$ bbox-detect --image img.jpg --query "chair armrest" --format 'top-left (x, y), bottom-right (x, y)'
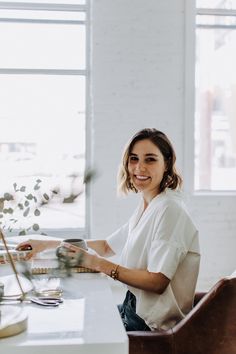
top-left (128, 329), bottom-right (174, 354)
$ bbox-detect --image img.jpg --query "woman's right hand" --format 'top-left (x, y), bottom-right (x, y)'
top-left (16, 239), bottom-right (59, 260)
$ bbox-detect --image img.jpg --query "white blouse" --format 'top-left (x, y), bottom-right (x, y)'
top-left (107, 189), bottom-right (200, 330)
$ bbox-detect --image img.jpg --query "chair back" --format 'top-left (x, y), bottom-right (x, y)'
top-left (173, 274), bottom-right (236, 354)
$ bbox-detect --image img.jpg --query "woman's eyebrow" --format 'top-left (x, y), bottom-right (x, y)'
top-left (129, 152), bottom-right (158, 157)
top-left (145, 153), bottom-right (158, 157)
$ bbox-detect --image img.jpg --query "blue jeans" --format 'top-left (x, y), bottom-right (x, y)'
top-left (118, 290), bottom-right (151, 331)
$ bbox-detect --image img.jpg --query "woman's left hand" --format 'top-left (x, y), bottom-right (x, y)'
top-left (62, 242), bottom-right (96, 269)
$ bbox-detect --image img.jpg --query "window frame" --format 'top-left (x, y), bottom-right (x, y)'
top-left (0, 1), bottom-right (91, 238)
top-left (184, 0), bottom-right (236, 196)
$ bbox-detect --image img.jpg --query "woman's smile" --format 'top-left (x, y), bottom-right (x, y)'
top-left (134, 175), bottom-right (150, 181)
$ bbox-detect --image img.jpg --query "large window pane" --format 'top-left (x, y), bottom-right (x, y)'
top-left (0, 75), bottom-right (86, 229)
top-left (195, 17), bottom-right (236, 190)
top-left (0, 22), bottom-right (85, 69)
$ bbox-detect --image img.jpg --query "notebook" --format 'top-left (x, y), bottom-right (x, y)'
top-left (31, 258), bottom-right (98, 274)
top-left (0, 249), bottom-right (30, 264)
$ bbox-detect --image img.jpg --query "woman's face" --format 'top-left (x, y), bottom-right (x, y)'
top-left (128, 139), bottom-right (166, 200)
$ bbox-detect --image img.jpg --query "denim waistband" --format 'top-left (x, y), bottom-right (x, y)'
top-left (118, 290), bottom-right (151, 331)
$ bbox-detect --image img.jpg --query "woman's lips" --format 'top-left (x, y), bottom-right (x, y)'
top-left (134, 175), bottom-right (150, 181)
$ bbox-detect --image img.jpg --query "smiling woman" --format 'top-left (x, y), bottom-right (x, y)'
top-left (16, 128), bottom-right (200, 333)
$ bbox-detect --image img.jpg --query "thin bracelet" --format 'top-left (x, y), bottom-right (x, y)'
top-left (110, 264), bottom-right (119, 280)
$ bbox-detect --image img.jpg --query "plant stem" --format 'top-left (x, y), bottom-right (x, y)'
top-left (0, 229), bottom-right (26, 300)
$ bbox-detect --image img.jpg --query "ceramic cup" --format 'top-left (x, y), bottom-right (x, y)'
top-left (56, 238), bottom-right (87, 267)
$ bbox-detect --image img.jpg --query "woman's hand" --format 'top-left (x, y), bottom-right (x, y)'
top-left (62, 242), bottom-right (97, 269)
top-left (16, 239), bottom-right (60, 260)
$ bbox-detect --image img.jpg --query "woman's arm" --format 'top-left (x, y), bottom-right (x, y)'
top-left (94, 257), bottom-right (170, 294)
top-left (16, 239), bottom-right (61, 259)
top-left (64, 243), bottom-right (170, 294)
top-left (86, 239), bottom-right (115, 257)
top-left (16, 238), bottom-right (115, 260)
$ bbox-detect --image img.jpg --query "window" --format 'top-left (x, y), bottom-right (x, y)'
top-left (195, 0), bottom-right (236, 191)
top-left (0, 1), bottom-right (88, 236)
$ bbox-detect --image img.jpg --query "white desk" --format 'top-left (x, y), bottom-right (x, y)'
top-left (0, 273), bottom-right (128, 354)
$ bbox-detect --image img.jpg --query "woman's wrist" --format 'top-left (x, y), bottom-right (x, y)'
top-left (110, 264), bottom-right (120, 280)
top-left (47, 240), bottom-right (61, 250)
top-left (82, 252), bottom-right (98, 270)
top-left (91, 256), bottom-right (120, 279)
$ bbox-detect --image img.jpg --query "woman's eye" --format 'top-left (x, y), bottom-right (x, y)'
top-left (129, 156), bottom-right (138, 162)
top-left (146, 158), bottom-right (156, 162)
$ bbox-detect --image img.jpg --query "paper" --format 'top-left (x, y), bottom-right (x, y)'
top-left (0, 274), bottom-right (33, 296)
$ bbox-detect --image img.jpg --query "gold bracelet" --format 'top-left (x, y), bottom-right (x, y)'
top-left (110, 264), bottom-right (119, 280)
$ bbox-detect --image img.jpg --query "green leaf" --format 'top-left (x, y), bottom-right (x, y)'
top-left (43, 193), bottom-right (50, 201)
top-left (8, 208), bottom-right (13, 214)
top-left (18, 203), bottom-right (24, 210)
top-left (0, 200), bottom-right (4, 212)
top-left (32, 223), bottom-right (39, 231)
top-left (63, 194), bottom-right (78, 203)
top-left (13, 182), bottom-right (17, 191)
top-left (34, 209), bottom-right (41, 216)
top-left (36, 179), bottom-right (42, 183)
top-left (34, 185), bottom-right (40, 190)
top-left (20, 186), bottom-right (26, 192)
top-left (24, 200), bottom-right (29, 207)
top-left (23, 207), bottom-right (30, 217)
top-left (33, 196), bottom-right (37, 203)
top-left (19, 230), bottom-right (26, 236)
top-left (83, 169), bottom-right (96, 184)
top-left (4, 192), bottom-right (14, 201)
top-left (0, 214), bottom-right (3, 218)
top-left (26, 194), bottom-right (33, 200)
top-left (3, 208), bottom-right (9, 214)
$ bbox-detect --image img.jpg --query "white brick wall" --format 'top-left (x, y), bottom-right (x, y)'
top-left (89, 0), bottom-right (236, 291)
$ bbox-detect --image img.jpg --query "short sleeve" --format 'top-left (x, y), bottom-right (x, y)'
top-left (147, 202), bottom-right (197, 279)
top-left (148, 239), bottom-right (185, 279)
top-left (106, 222), bottom-right (129, 255)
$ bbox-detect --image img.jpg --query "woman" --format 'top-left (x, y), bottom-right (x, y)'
top-left (17, 128), bottom-right (200, 331)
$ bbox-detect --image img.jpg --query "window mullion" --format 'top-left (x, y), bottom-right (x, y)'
top-left (197, 8), bottom-right (236, 16)
top-left (0, 18), bottom-right (85, 24)
top-left (0, 2), bottom-right (87, 12)
top-left (0, 68), bottom-right (87, 75)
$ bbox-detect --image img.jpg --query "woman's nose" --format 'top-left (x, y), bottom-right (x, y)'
top-left (135, 161), bottom-right (146, 172)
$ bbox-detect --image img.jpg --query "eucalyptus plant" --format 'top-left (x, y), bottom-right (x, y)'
top-left (0, 179), bottom-right (48, 236)
top-left (0, 169), bottom-right (95, 237)
top-left (0, 169), bottom-right (95, 307)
